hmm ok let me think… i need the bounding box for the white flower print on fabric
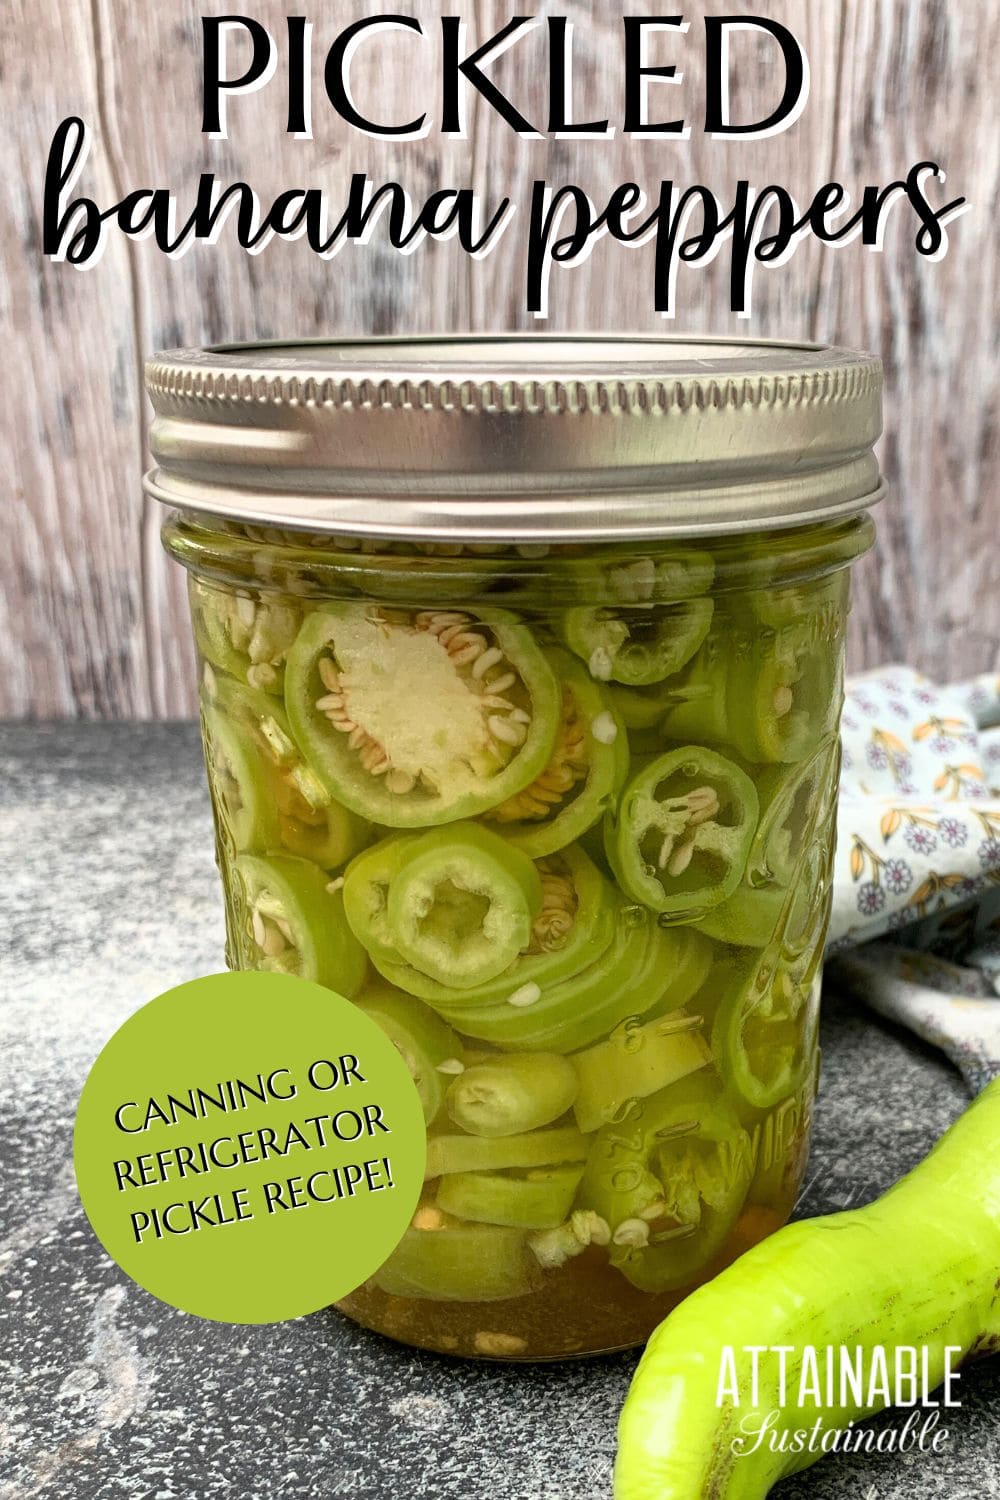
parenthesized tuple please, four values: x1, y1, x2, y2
(827, 666, 1000, 1095)
(830, 667, 1000, 950)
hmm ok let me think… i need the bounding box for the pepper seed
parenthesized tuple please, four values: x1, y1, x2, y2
(571, 1209, 612, 1247)
(612, 1217, 651, 1248)
(473, 1331, 528, 1357)
(588, 647, 614, 681)
(667, 838, 696, 876)
(472, 646, 504, 679)
(412, 1206, 445, 1231)
(590, 711, 619, 745)
(489, 715, 525, 746)
(235, 595, 257, 628)
(260, 925, 287, 958)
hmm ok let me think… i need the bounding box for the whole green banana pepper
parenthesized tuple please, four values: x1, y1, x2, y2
(615, 1078, 1000, 1499)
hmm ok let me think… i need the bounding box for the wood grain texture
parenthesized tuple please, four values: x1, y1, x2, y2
(3, 0, 998, 719)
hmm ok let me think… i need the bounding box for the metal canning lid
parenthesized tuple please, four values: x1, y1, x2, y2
(143, 335, 884, 542)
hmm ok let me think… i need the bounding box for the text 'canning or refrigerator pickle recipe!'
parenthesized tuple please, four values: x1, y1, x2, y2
(74, 972, 426, 1323)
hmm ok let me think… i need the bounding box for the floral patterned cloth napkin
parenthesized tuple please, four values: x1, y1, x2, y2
(826, 667, 1000, 1093)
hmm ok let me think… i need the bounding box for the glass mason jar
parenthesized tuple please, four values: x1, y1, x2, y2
(148, 337, 883, 1360)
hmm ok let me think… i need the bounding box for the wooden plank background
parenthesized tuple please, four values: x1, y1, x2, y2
(3, 0, 998, 719)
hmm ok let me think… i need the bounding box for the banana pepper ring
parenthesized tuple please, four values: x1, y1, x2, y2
(368, 843, 620, 1010)
(485, 649, 629, 857)
(576, 1076, 753, 1295)
(192, 576, 301, 696)
(605, 748, 759, 917)
(285, 604, 561, 827)
(203, 676, 367, 870)
(232, 852, 367, 998)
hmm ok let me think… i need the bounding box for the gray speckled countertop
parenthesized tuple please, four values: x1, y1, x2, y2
(1, 723, 997, 1500)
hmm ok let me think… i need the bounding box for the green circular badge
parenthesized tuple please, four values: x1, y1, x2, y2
(74, 972, 426, 1323)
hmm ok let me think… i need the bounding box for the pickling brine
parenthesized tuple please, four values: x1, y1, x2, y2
(148, 335, 883, 1358)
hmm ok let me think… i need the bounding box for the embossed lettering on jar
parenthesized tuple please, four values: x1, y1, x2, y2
(148, 336, 884, 1359)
